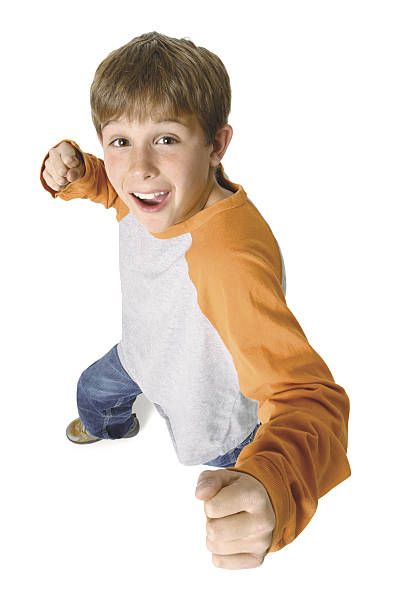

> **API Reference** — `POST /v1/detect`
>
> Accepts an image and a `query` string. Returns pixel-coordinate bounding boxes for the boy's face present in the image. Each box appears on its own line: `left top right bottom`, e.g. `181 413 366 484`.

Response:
100 113 231 233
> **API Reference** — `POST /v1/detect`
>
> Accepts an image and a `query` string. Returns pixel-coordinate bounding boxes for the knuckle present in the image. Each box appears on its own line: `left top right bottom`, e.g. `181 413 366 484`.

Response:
259 517 270 535
43 171 56 190
253 540 267 556
206 536 216 552
252 553 265 566
255 519 269 536
206 519 217 540
52 174 64 185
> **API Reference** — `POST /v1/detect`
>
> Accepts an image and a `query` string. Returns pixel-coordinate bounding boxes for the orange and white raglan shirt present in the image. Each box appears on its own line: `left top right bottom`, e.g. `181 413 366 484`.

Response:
40 140 351 553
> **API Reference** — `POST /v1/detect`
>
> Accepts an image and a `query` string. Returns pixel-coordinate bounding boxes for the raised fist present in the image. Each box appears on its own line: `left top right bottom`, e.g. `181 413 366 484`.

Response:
42 141 84 191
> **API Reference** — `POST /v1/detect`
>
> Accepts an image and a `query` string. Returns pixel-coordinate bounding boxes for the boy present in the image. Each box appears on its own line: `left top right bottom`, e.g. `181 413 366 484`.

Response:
40 31 351 569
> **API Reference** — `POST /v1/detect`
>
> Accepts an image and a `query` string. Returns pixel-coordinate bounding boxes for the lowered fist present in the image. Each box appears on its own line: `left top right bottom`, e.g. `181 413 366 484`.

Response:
42 141 84 191
195 468 276 570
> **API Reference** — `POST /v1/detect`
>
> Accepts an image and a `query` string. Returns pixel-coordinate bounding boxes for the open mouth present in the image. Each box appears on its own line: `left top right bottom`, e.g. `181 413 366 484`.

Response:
129 191 171 213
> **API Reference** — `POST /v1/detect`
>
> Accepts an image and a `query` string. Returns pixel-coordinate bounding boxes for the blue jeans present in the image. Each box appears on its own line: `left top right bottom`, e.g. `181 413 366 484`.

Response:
203 422 261 468
77 343 260 466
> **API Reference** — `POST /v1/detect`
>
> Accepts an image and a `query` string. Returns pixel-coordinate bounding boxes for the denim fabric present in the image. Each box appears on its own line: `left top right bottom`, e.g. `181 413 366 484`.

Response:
76 342 261 462
202 422 261 468
76 344 143 439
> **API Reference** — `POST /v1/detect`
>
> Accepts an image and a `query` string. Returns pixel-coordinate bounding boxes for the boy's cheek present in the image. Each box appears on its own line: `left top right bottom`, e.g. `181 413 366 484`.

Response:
103 161 122 194
102 165 130 209
117 187 136 213
116 186 132 209
104 155 119 180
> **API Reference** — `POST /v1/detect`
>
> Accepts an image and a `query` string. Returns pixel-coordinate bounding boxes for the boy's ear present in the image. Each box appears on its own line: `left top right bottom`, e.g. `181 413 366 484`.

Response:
210 123 233 167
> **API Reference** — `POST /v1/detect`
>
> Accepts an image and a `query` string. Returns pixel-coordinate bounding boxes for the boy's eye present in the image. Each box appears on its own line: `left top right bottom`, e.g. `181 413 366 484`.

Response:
110 137 128 147
157 136 177 145
109 136 178 147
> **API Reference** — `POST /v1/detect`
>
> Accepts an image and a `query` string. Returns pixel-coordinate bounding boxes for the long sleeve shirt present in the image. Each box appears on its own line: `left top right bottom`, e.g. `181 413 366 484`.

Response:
40 140 351 553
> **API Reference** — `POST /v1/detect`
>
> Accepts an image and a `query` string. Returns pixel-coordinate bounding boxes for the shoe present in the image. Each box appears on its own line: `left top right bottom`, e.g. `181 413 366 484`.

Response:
66 413 140 444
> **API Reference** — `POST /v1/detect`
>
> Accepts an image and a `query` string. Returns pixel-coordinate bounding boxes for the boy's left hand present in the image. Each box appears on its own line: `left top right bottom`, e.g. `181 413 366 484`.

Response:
195 468 276 569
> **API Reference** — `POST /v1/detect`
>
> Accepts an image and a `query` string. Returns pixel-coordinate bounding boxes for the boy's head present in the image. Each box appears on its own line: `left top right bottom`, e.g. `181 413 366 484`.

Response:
90 31 234 233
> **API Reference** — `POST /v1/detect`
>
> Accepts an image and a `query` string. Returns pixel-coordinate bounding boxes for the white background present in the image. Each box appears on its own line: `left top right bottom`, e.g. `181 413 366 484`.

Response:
1 0 397 609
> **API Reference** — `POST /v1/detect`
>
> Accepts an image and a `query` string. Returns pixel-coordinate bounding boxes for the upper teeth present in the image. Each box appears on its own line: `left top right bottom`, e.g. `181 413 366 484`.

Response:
133 191 168 199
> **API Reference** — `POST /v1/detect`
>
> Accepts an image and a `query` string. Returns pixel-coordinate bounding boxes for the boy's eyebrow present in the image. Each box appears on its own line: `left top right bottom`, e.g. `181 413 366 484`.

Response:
102 118 189 130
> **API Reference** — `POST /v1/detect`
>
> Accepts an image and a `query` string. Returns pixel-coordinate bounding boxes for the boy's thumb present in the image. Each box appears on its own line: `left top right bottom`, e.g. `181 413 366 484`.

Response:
66 168 78 182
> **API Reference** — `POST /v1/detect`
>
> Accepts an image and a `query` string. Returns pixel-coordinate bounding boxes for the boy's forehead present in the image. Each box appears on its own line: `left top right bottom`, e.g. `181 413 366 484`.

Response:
102 113 196 131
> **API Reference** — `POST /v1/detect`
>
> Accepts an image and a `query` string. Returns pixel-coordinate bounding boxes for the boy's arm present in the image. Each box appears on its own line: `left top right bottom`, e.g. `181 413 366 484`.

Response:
39 139 129 222
206 248 351 554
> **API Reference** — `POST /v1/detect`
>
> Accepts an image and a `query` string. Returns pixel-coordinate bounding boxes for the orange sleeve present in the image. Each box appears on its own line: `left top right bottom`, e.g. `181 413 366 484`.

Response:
208 248 351 554
39 139 129 222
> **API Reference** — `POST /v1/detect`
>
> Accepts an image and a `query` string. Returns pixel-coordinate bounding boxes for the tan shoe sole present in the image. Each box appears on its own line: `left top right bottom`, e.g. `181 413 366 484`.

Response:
66 415 140 444
66 418 101 444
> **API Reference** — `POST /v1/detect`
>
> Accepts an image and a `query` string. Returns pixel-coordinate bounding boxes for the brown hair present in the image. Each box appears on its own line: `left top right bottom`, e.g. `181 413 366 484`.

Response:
90 31 231 150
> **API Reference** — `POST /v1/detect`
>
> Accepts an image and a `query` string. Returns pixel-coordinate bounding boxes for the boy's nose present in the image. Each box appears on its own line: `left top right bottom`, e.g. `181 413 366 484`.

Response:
127 152 158 179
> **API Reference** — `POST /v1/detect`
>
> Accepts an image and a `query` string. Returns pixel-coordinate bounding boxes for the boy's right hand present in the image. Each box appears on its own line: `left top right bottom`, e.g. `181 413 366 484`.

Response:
42 141 85 191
